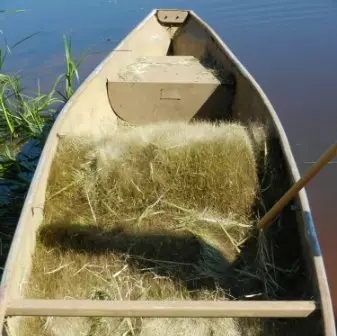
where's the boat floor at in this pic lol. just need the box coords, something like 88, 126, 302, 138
8, 122, 319, 336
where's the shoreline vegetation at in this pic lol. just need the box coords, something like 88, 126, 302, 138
0, 9, 82, 276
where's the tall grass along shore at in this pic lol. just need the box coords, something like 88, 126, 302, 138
0, 25, 81, 275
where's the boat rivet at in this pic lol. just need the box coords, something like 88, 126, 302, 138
290, 204, 299, 211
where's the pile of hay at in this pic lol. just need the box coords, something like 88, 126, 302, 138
15, 121, 267, 336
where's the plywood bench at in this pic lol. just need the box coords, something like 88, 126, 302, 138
107, 56, 234, 123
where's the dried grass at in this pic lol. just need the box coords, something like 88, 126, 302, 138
14, 121, 268, 335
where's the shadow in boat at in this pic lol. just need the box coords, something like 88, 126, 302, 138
39, 222, 233, 293
37, 219, 320, 335
38, 211, 310, 302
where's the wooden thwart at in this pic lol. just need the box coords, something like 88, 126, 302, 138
7, 299, 317, 318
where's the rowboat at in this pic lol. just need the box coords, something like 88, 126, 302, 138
1, 9, 335, 335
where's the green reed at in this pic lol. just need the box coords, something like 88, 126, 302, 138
0, 17, 83, 275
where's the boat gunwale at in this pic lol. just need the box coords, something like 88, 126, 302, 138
188, 10, 335, 334
0, 9, 159, 331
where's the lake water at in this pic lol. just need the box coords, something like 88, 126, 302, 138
1, 0, 337, 316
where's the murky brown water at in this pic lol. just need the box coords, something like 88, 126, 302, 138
2, 0, 337, 317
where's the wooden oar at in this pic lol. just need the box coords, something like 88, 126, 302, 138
257, 143, 337, 230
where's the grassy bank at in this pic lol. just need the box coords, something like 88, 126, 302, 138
0, 27, 81, 276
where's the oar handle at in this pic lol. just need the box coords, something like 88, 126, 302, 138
257, 143, 337, 230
